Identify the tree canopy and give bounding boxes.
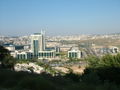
[0,45,16,69]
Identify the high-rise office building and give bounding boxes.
[30,31,45,56]
[16,31,55,60]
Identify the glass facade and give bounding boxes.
[17,54,26,59]
[16,32,56,60]
[33,40,39,57]
[38,51,55,59]
[70,52,77,58]
[68,51,81,59]
[17,51,55,60]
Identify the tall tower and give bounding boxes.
[31,31,45,56]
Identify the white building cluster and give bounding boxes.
[2,32,120,60]
[6,31,56,60]
[68,47,83,59]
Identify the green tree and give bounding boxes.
[0,45,16,69]
[0,46,10,66]
[0,46,10,60]
[2,55,16,70]
[99,54,120,68]
[85,55,100,68]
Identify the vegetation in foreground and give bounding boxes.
[0,54,120,90]
[1,45,120,90]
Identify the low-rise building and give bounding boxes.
[15,31,56,60]
[68,47,82,59]
[4,44,15,51]
[92,45,119,55]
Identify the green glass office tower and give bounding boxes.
[31,31,45,57]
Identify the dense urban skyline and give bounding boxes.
[0,0,120,36]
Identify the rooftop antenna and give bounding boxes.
[41,29,45,35]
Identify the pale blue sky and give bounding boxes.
[0,0,120,36]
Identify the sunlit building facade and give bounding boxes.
[16,31,55,60]
[68,47,82,59]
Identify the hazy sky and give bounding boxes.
[0,0,120,36]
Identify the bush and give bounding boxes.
[18,76,56,90]
[1,54,120,90]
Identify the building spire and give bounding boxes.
[41,29,45,35]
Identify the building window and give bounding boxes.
[33,40,39,57]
